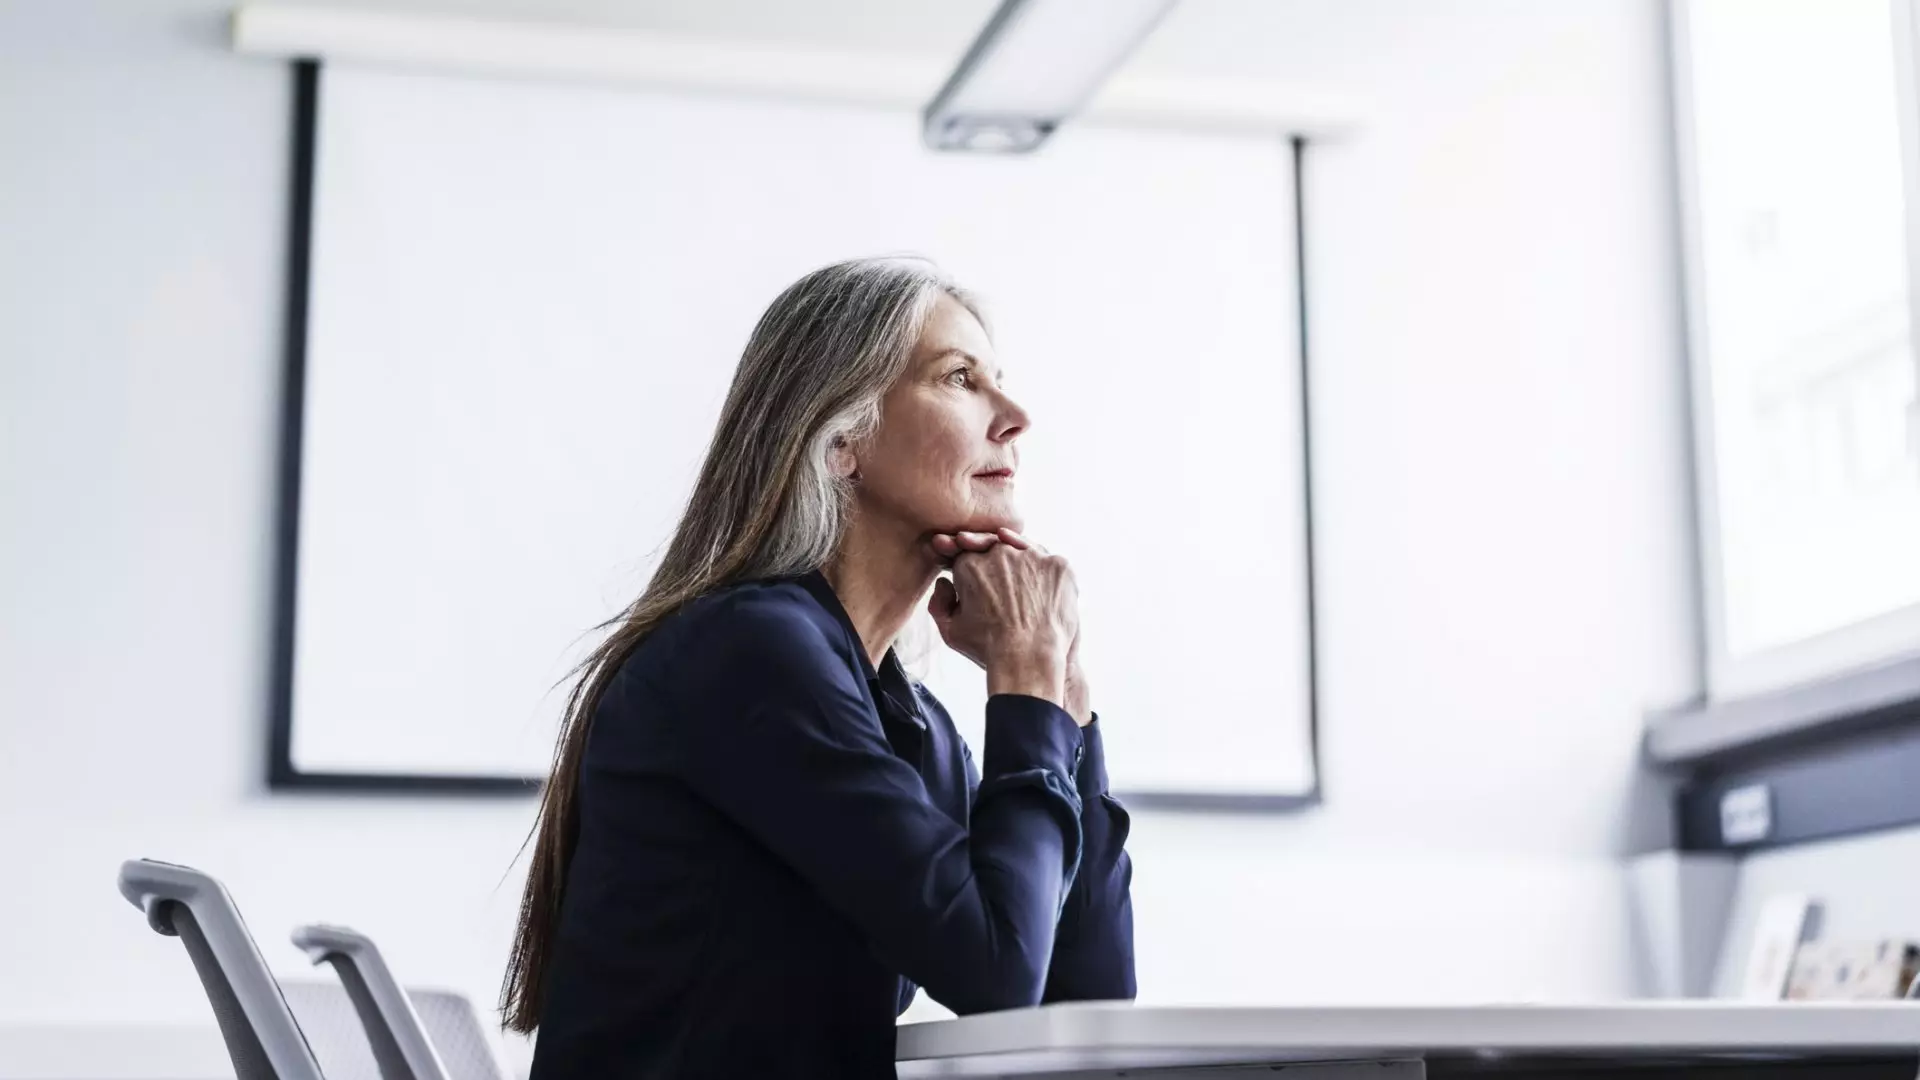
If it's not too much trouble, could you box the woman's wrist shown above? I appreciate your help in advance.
[1064,661,1092,727]
[985,648,1068,706]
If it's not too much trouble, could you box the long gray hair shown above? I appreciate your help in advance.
[501,256,979,1033]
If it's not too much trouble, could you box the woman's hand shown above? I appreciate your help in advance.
[927,529,1079,716]
[928,528,1089,726]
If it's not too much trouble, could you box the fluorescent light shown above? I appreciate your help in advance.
[232,5,1363,141]
[923,0,1179,153]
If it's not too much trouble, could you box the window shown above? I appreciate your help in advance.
[1675,0,1920,701]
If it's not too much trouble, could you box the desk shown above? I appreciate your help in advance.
[896,1003,1920,1078]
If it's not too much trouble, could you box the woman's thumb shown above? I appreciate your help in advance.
[928,576,958,632]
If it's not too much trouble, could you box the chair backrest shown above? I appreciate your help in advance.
[405,989,509,1080]
[290,924,452,1080]
[280,980,390,1080]
[281,980,507,1080]
[116,859,327,1080]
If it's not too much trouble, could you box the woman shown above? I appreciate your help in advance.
[504,257,1135,1078]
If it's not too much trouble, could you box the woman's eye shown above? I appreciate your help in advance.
[946,368,972,387]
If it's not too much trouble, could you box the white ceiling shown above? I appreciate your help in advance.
[245,0,998,58]
[241,0,1449,86]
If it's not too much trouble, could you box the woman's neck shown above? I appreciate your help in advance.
[822,513,941,669]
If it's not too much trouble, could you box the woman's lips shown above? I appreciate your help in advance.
[973,469,1015,482]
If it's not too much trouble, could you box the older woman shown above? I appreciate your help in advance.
[504,257,1135,1078]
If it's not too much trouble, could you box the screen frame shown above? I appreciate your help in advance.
[264,60,1325,809]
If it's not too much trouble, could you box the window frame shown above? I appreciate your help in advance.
[1669,0,1920,711]
[1657,0,1920,852]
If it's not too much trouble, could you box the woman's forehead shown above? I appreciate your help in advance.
[918,298,996,366]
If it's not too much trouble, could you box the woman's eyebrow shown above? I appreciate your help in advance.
[931,348,1003,381]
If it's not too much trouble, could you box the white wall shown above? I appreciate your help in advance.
[0,0,536,1061]
[0,0,1695,1066]
[1121,0,1697,1007]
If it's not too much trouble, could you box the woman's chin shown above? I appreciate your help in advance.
[922,514,1021,538]
[961,510,1023,536]
[922,494,1022,538]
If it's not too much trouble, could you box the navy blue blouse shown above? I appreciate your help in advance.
[529,571,1135,1079]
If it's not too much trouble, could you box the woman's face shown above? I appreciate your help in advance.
[852,294,1030,538]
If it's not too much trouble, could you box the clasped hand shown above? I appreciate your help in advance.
[926,528,1091,728]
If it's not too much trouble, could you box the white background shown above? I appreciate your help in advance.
[293,65,1315,796]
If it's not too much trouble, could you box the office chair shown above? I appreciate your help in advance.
[116,859,327,1080]
[292,924,487,1080]
[281,978,505,1080]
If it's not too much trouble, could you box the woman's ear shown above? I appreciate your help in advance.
[828,435,861,482]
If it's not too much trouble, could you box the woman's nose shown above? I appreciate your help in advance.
[991,390,1031,443]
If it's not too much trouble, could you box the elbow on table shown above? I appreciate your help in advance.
[931,953,1052,1017]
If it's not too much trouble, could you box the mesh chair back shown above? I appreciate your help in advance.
[282,982,507,1080]
[409,990,508,1080]
[281,980,384,1080]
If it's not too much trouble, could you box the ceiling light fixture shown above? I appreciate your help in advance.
[922,0,1179,153]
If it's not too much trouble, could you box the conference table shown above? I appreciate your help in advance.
[895,1002,1920,1078]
